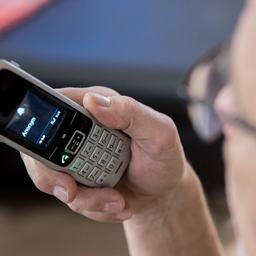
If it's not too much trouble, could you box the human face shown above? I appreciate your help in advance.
[179,1,256,254]
[219,1,256,255]
[179,42,256,143]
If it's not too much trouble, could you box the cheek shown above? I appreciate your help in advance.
[233,83,256,123]
[224,135,256,238]
[225,133,256,193]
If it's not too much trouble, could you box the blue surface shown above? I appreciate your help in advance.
[0,0,243,93]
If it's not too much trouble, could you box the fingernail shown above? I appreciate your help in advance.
[90,93,111,107]
[116,210,133,220]
[53,186,68,203]
[104,201,123,213]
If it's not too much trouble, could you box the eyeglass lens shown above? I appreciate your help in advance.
[185,43,229,142]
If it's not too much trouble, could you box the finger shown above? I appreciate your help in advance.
[75,209,133,223]
[56,86,119,105]
[21,153,78,203]
[83,93,179,154]
[68,186,133,222]
[68,186,126,214]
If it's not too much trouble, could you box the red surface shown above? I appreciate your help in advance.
[0,0,53,33]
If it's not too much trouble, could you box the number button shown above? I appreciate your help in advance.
[106,157,119,173]
[87,167,101,182]
[90,125,102,141]
[81,142,94,158]
[99,130,111,147]
[96,172,110,185]
[115,140,125,155]
[78,162,93,177]
[107,135,117,151]
[90,147,103,162]
[98,152,111,167]
[69,158,85,172]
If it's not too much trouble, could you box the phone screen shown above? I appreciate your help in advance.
[0,68,93,165]
[6,90,63,148]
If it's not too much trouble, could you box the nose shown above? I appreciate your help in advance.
[214,85,236,127]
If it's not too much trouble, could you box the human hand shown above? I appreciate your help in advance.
[21,86,189,222]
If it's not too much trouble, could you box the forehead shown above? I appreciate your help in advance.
[231,1,256,120]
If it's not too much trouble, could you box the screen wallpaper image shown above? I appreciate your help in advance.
[6,90,62,147]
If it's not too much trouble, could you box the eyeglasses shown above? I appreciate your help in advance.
[177,42,256,142]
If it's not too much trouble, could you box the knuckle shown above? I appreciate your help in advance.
[93,86,119,95]
[87,85,119,96]
[156,114,180,150]
[120,96,139,129]
[123,96,139,113]
[85,199,104,212]
[68,203,80,214]
[162,114,177,135]
[69,201,103,216]
[33,173,52,193]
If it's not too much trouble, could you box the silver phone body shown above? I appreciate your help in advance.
[0,60,131,187]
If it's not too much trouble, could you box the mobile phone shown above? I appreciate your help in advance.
[0,60,131,187]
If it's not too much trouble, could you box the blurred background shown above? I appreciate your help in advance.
[0,0,243,255]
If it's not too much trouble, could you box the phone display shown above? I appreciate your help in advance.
[7,90,63,147]
[0,60,131,187]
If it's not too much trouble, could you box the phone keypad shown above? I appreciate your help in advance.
[90,125,102,141]
[78,162,93,177]
[115,140,124,155]
[99,130,111,146]
[70,158,85,172]
[90,147,103,162]
[96,172,110,185]
[68,124,127,186]
[107,135,117,150]
[87,167,101,182]
[81,142,94,157]
[98,152,111,167]
[106,156,120,173]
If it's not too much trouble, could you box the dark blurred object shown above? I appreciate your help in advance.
[0,0,243,194]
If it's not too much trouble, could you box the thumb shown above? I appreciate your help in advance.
[83,92,178,151]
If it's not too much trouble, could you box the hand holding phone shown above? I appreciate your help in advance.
[2,59,188,224]
[0,60,131,187]
[21,83,188,223]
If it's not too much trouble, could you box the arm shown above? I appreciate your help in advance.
[123,165,224,256]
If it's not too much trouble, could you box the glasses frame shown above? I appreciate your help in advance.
[176,42,256,140]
